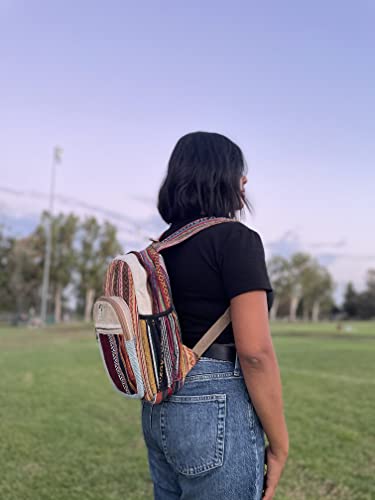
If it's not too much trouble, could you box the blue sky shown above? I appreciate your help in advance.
[1,1,374,302]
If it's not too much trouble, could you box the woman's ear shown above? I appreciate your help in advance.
[240,176,248,195]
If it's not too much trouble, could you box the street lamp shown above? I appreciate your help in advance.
[40,146,63,324]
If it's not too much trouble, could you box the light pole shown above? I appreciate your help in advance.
[40,146,63,324]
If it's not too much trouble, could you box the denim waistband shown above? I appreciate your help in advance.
[185,352,243,379]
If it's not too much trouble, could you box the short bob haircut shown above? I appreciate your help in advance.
[158,131,251,224]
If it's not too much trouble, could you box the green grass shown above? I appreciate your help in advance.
[271,320,375,337]
[0,324,374,500]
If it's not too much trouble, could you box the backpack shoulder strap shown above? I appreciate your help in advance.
[191,307,231,358]
[151,216,235,252]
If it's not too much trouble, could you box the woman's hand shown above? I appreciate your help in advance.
[262,446,288,499]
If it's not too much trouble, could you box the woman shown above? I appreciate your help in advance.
[141,132,289,500]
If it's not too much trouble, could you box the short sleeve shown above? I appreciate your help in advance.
[219,223,273,306]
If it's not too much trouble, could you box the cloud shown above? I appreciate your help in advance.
[0,185,167,247]
[131,194,157,206]
[315,253,340,267]
[310,239,347,249]
[316,252,375,264]
[0,186,165,238]
[266,230,301,257]
[266,231,373,265]
[0,213,39,237]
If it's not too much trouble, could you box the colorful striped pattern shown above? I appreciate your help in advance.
[98,216,234,404]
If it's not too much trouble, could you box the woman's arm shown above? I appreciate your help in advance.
[231,290,289,499]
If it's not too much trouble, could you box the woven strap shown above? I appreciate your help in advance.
[192,307,231,357]
[152,216,234,252]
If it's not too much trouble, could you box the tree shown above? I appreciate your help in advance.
[288,253,311,321]
[0,229,15,312]
[343,282,358,318]
[365,269,375,294]
[77,217,122,322]
[51,214,78,322]
[310,268,334,322]
[267,256,290,320]
[300,260,334,321]
[33,212,79,322]
[8,235,42,316]
[343,271,375,320]
[356,270,375,319]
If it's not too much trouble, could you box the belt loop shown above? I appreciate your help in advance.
[233,352,241,377]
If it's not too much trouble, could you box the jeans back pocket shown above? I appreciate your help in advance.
[160,393,226,476]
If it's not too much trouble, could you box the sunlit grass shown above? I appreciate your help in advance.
[0,324,374,499]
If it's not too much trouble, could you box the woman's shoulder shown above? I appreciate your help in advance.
[210,220,265,248]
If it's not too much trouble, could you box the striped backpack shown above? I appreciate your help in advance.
[93,216,234,404]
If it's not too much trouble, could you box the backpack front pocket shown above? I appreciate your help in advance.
[138,307,199,402]
[160,393,226,476]
[94,296,144,399]
[139,307,180,393]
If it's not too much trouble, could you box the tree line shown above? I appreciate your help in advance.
[0,212,373,322]
[268,254,375,321]
[342,272,375,320]
[267,254,334,321]
[0,212,121,323]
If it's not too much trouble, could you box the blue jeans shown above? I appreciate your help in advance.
[141,354,265,499]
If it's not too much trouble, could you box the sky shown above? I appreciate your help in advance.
[1,1,375,303]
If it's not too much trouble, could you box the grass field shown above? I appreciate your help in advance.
[0,323,374,500]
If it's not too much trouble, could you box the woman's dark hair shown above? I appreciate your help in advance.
[157,131,251,224]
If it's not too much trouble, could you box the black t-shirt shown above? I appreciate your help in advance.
[159,217,273,349]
